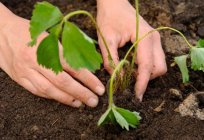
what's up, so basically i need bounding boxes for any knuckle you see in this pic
[155,66,167,76]
[73,89,90,101]
[106,38,116,47]
[19,48,34,63]
[56,75,67,84]
[141,63,153,72]
[38,82,50,93]
[56,74,72,88]
[101,32,118,46]
[11,62,22,80]
[73,69,91,84]
[73,70,82,78]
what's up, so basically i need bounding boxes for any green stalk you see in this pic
[109,60,129,106]
[124,26,193,61]
[64,10,115,67]
[131,0,139,68]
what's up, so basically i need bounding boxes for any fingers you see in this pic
[27,70,82,108]
[150,32,167,80]
[18,77,49,98]
[134,34,154,101]
[36,67,99,107]
[134,32,167,101]
[98,32,120,74]
[135,66,151,101]
[58,43,105,96]
[64,68,105,96]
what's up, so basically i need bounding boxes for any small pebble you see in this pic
[31,125,39,132]
[88,114,93,120]
[169,88,183,100]
[81,133,87,140]
[154,101,165,112]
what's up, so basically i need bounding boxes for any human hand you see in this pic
[0,3,105,107]
[97,0,167,101]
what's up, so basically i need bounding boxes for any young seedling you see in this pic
[98,60,141,130]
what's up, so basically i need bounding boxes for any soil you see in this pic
[1,0,204,139]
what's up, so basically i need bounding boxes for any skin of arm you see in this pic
[0,3,13,70]
[96,0,167,101]
[0,2,105,108]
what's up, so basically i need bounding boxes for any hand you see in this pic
[0,4,105,107]
[97,0,167,101]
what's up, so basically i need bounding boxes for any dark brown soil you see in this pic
[1,0,204,139]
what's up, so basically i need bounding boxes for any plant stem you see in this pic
[131,0,139,68]
[109,60,129,107]
[124,26,193,61]
[64,10,115,67]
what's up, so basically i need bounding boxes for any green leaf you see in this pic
[116,107,141,128]
[133,112,142,120]
[62,22,102,72]
[112,108,129,130]
[175,55,189,83]
[37,34,63,74]
[97,108,111,126]
[29,1,63,46]
[190,47,204,71]
[196,39,204,48]
[108,109,117,125]
[49,22,63,38]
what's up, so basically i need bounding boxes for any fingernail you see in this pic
[95,86,105,95]
[87,98,98,107]
[72,100,82,107]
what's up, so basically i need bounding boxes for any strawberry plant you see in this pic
[29,0,204,131]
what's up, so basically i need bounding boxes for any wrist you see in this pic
[0,3,14,70]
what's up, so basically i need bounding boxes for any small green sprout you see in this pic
[98,105,141,130]
[98,60,141,130]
